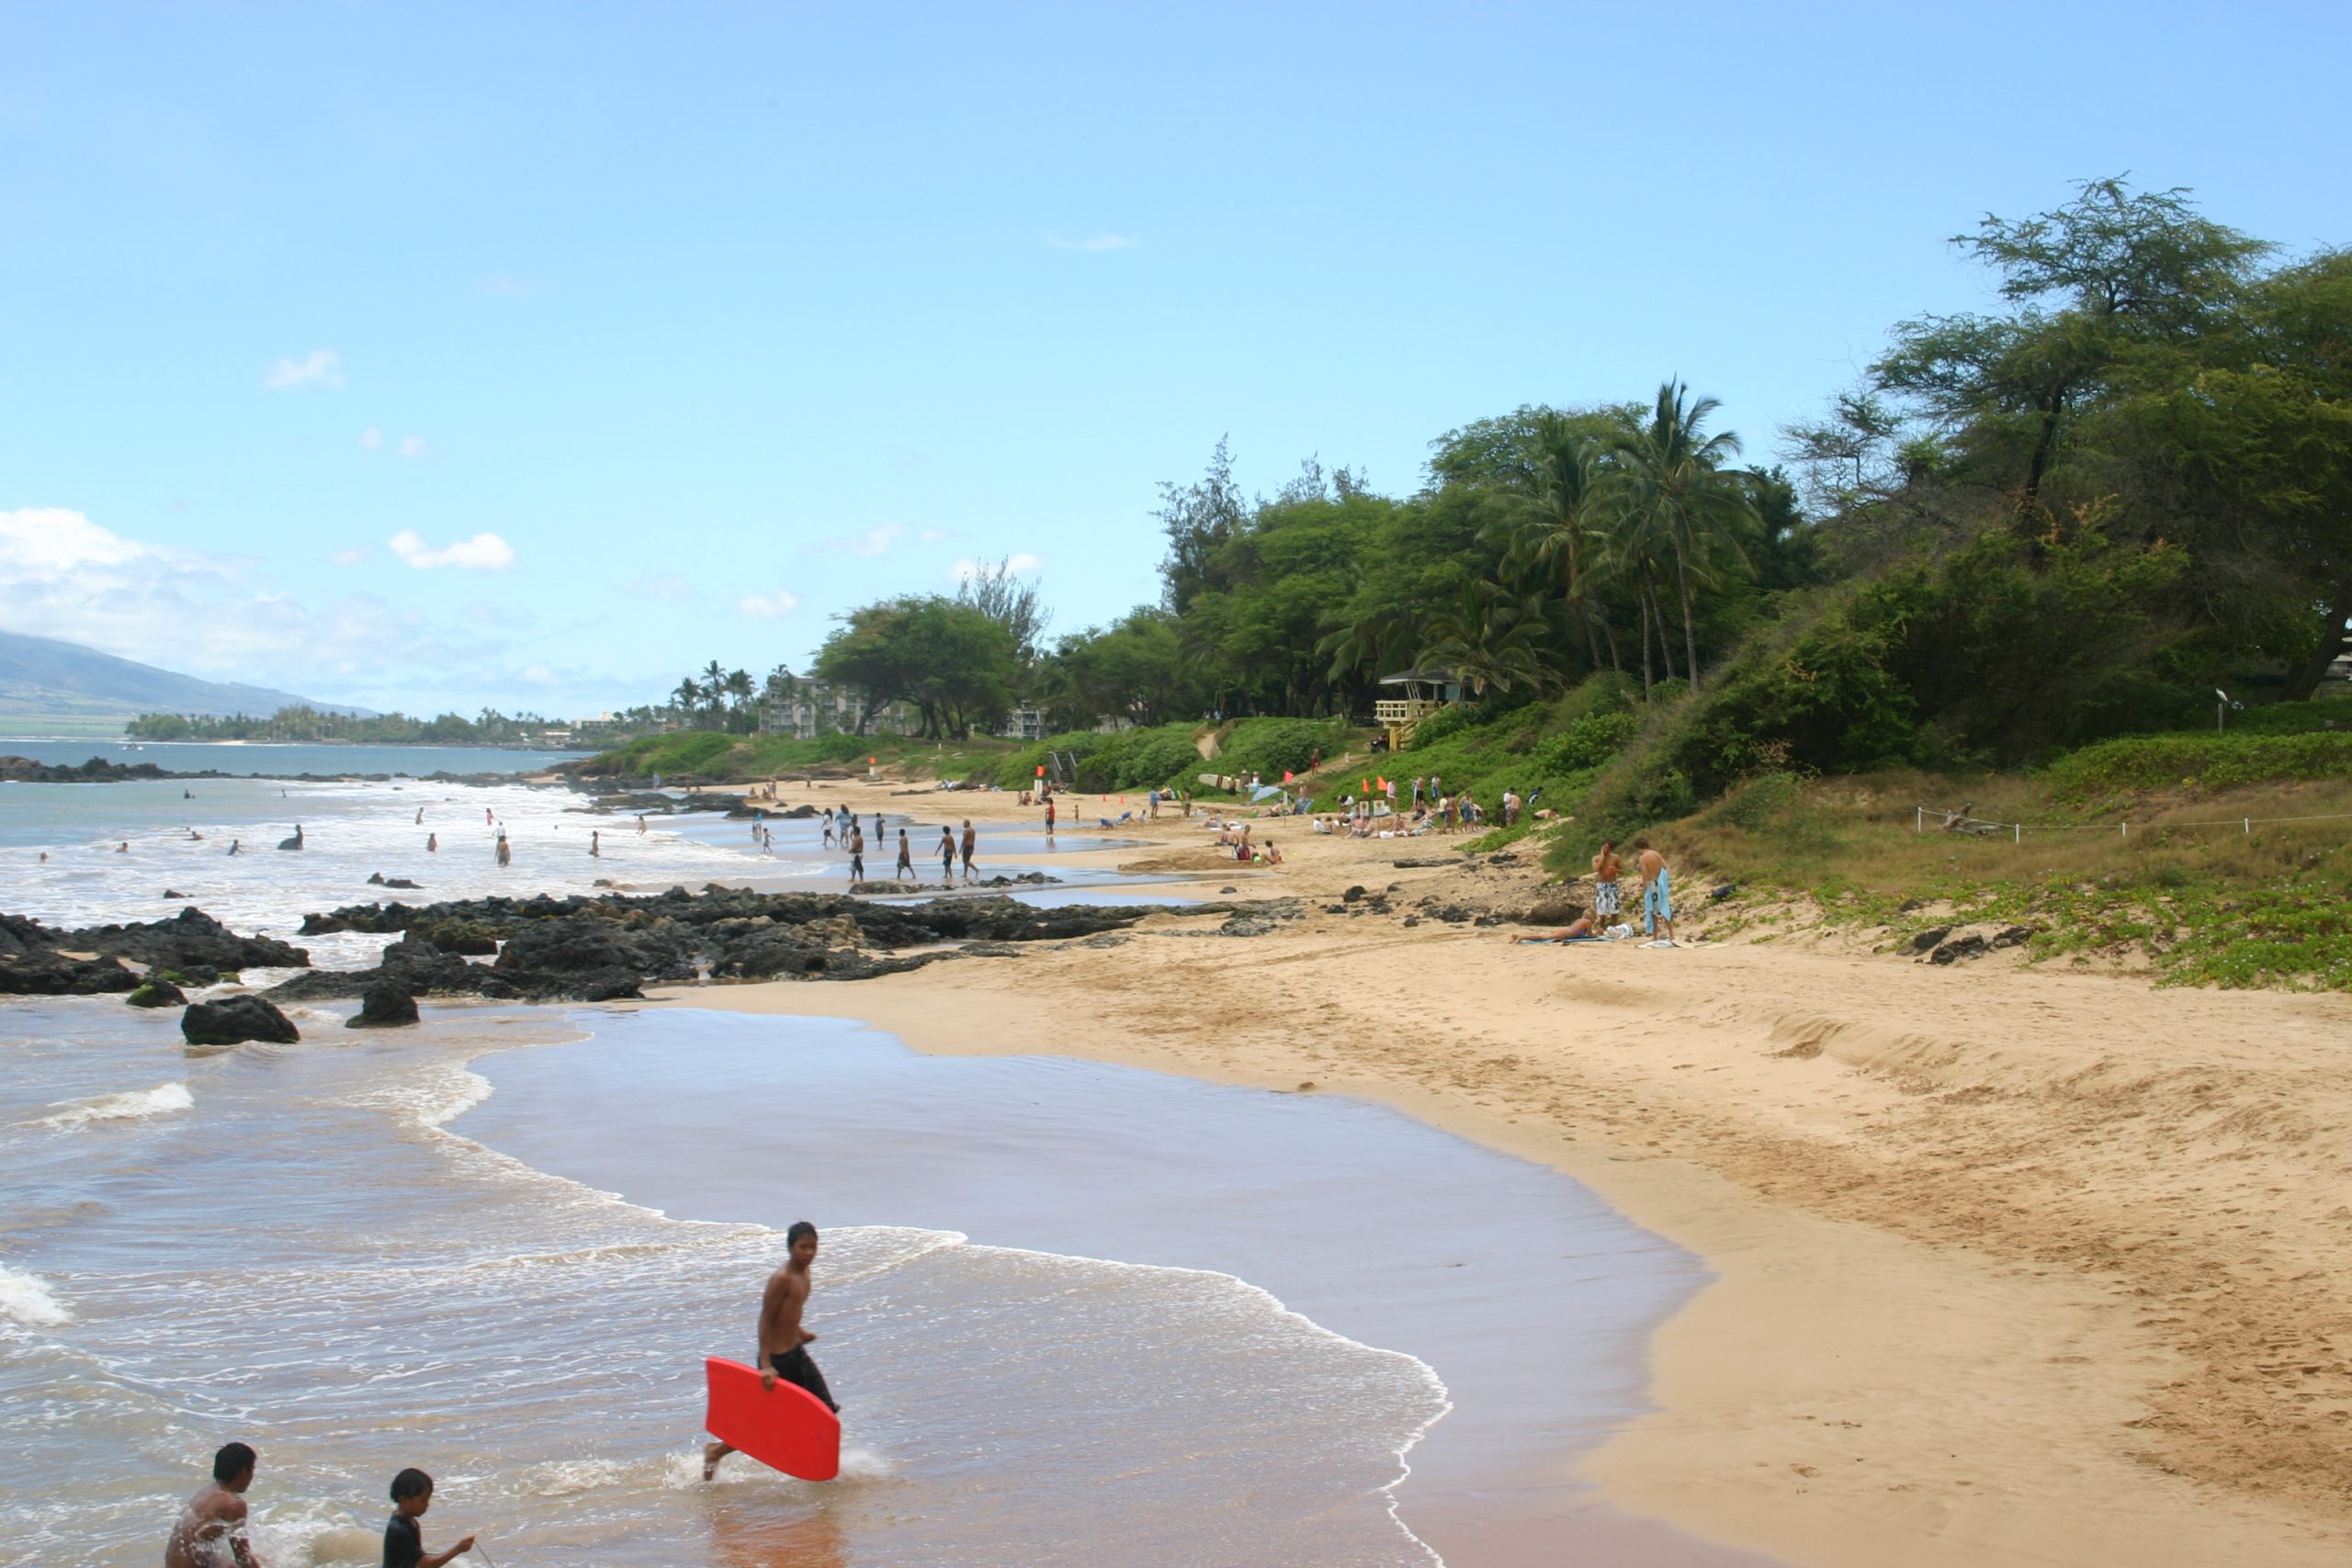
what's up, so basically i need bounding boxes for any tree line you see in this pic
[127,706,569,746]
[702,177,2352,773]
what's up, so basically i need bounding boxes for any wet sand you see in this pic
[458,1009,1781,1567]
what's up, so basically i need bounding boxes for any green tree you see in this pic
[1603,380,1758,690]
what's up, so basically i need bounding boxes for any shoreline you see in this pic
[643,775,2352,1567]
[451,1008,1736,1566]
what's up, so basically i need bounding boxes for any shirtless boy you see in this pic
[1589,840,1623,925]
[1633,836,1676,946]
[164,1442,261,1568]
[704,1221,838,1480]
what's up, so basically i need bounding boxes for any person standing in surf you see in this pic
[705,1220,838,1480]
[164,1441,262,1568]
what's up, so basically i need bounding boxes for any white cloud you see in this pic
[918,528,950,543]
[950,552,1043,584]
[263,348,345,391]
[329,546,369,566]
[738,589,802,620]
[388,529,515,570]
[638,574,695,600]
[519,662,557,684]
[360,426,384,450]
[396,434,432,460]
[808,525,904,558]
[0,507,512,692]
[1047,234,1140,252]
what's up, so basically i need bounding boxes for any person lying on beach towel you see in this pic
[1510,912,1596,942]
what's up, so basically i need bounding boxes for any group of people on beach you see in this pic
[820,807,980,885]
[1510,838,1679,947]
[166,1223,836,1565]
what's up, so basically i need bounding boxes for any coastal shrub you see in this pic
[2206,694,2352,737]
[1406,705,1477,750]
[1529,711,1638,777]
[1215,718,1350,780]
[1116,730,1205,790]
[2042,731,2352,798]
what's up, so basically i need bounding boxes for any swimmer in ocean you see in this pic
[164,1441,262,1568]
[704,1220,837,1479]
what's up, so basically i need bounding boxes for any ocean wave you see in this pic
[38,1080,194,1130]
[0,1263,73,1326]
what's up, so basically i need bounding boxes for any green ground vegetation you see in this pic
[577,730,1013,782]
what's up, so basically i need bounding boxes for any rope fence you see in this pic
[1915,804,2352,842]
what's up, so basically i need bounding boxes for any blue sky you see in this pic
[3,2,2346,717]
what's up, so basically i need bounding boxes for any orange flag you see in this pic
[1282,770,1295,784]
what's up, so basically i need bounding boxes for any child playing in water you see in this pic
[383,1468,474,1568]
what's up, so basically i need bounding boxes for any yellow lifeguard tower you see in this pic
[1374,668,1464,750]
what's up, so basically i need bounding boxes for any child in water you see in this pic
[383,1468,474,1568]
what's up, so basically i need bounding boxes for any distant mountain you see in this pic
[0,630,373,722]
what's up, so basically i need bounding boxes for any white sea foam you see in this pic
[0,1263,73,1326]
[38,1080,193,1130]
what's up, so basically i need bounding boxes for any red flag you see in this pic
[1282,770,1295,784]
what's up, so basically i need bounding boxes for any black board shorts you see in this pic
[769,1345,840,1414]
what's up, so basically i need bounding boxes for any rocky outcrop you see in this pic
[126,978,187,1009]
[0,754,175,783]
[0,908,303,995]
[54,907,309,973]
[262,886,1189,1003]
[345,981,420,1029]
[182,995,300,1046]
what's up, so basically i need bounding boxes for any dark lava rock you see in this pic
[1518,900,1585,927]
[1392,857,1454,869]
[126,978,187,1008]
[1929,933,1990,965]
[1218,915,1280,937]
[49,906,309,973]
[345,981,420,1029]
[1341,886,1367,904]
[412,919,498,955]
[182,995,300,1046]
[367,874,424,890]
[1991,924,2041,950]
[958,941,1024,957]
[0,754,175,783]
[1402,915,1422,928]
[162,889,190,900]
[1906,926,1953,954]
[0,952,140,996]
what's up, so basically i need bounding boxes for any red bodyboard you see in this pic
[704,1357,842,1481]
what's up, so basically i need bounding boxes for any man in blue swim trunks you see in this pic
[1634,836,1676,947]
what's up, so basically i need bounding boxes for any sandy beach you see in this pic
[663,774,2352,1566]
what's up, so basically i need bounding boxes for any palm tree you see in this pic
[1492,412,1620,672]
[670,677,703,718]
[1605,381,1758,690]
[1416,579,1555,698]
[700,660,729,722]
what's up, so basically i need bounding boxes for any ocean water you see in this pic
[0,999,1457,1566]
[0,739,593,776]
[2,773,1173,944]
[0,775,1760,1566]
